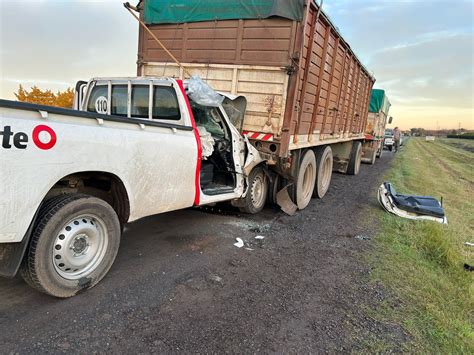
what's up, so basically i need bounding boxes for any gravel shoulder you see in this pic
[0,152,406,353]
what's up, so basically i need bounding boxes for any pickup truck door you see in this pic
[84,79,198,220]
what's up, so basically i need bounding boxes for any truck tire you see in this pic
[20,194,121,298]
[313,146,333,199]
[295,149,317,210]
[369,148,377,165]
[347,141,362,175]
[376,142,383,158]
[239,166,268,214]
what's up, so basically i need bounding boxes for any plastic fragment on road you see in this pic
[245,248,254,251]
[355,235,371,241]
[187,76,224,107]
[377,182,447,224]
[255,235,265,240]
[233,238,244,248]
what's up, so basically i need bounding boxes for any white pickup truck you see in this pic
[0,77,266,297]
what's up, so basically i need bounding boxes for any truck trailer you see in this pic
[137,0,376,208]
[362,89,392,163]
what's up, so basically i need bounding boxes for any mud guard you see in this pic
[276,185,298,216]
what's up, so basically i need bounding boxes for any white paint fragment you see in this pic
[255,235,265,240]
[245,248,254,251]
[233,238,244,248]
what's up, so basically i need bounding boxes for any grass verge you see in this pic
[370,138,474,352]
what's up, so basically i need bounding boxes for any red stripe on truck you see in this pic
[176,80,202,206]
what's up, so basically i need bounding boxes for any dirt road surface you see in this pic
[0,152,406,353]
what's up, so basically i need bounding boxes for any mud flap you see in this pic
[276,185,298,216]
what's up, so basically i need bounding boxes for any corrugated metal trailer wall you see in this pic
[138,1,374,157]
[283,1,375,153]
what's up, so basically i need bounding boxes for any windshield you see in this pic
[385,129,393,137]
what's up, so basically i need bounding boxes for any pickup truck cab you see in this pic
[0,77,266,297]
[384,129,395,151]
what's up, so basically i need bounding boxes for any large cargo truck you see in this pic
[136,0,376,208]
[361,89,392,163]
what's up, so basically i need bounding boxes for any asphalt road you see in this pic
[0,151,406,353]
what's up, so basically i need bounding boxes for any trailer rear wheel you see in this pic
[295,150,317,210]
[376,142,383,158]
[313,146,333,199]
[239,166,268,214]
[347,141,362,175]
[20,194,121,298]
[368,148,377,165]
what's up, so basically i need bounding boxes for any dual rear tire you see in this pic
[294,146,333,210]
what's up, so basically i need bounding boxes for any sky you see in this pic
[0,0,473,130]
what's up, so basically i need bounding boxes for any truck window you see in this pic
[111,85,127,117]
[87,85,108,114]
[153,86,180,120]
[131,86,149,118]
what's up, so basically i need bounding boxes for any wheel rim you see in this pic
[302,162,315,201]
[251,173,266,209]
[52,214,109,280]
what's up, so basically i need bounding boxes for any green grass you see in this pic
[369,138,474,353]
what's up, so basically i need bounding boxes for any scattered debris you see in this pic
[377,182,447,224]
[464,264,473,272]
[208,274,223,284]
[355,235,371,241]
[245,248,255,251]
[233,238,244,248]
[255,235,265,240]
[464,242,474,247]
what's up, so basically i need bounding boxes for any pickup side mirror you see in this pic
[388,116,393,124]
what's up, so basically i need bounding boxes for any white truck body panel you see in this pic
[0,105,197,243]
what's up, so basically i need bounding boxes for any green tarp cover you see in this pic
[369,89,391,115]
[142,0,305,24]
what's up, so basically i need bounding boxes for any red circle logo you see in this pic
[32,125,57,150]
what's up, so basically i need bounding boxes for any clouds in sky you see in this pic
[1,0,473,129]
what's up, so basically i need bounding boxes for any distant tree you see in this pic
[14,84,74,108]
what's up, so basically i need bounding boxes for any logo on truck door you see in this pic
[1,125,57,150]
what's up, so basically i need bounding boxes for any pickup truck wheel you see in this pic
[295,149,317,209]
[313,146,333,199]
[347,141,362,175]
[239,166,268,214]
[20,194,121,298]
